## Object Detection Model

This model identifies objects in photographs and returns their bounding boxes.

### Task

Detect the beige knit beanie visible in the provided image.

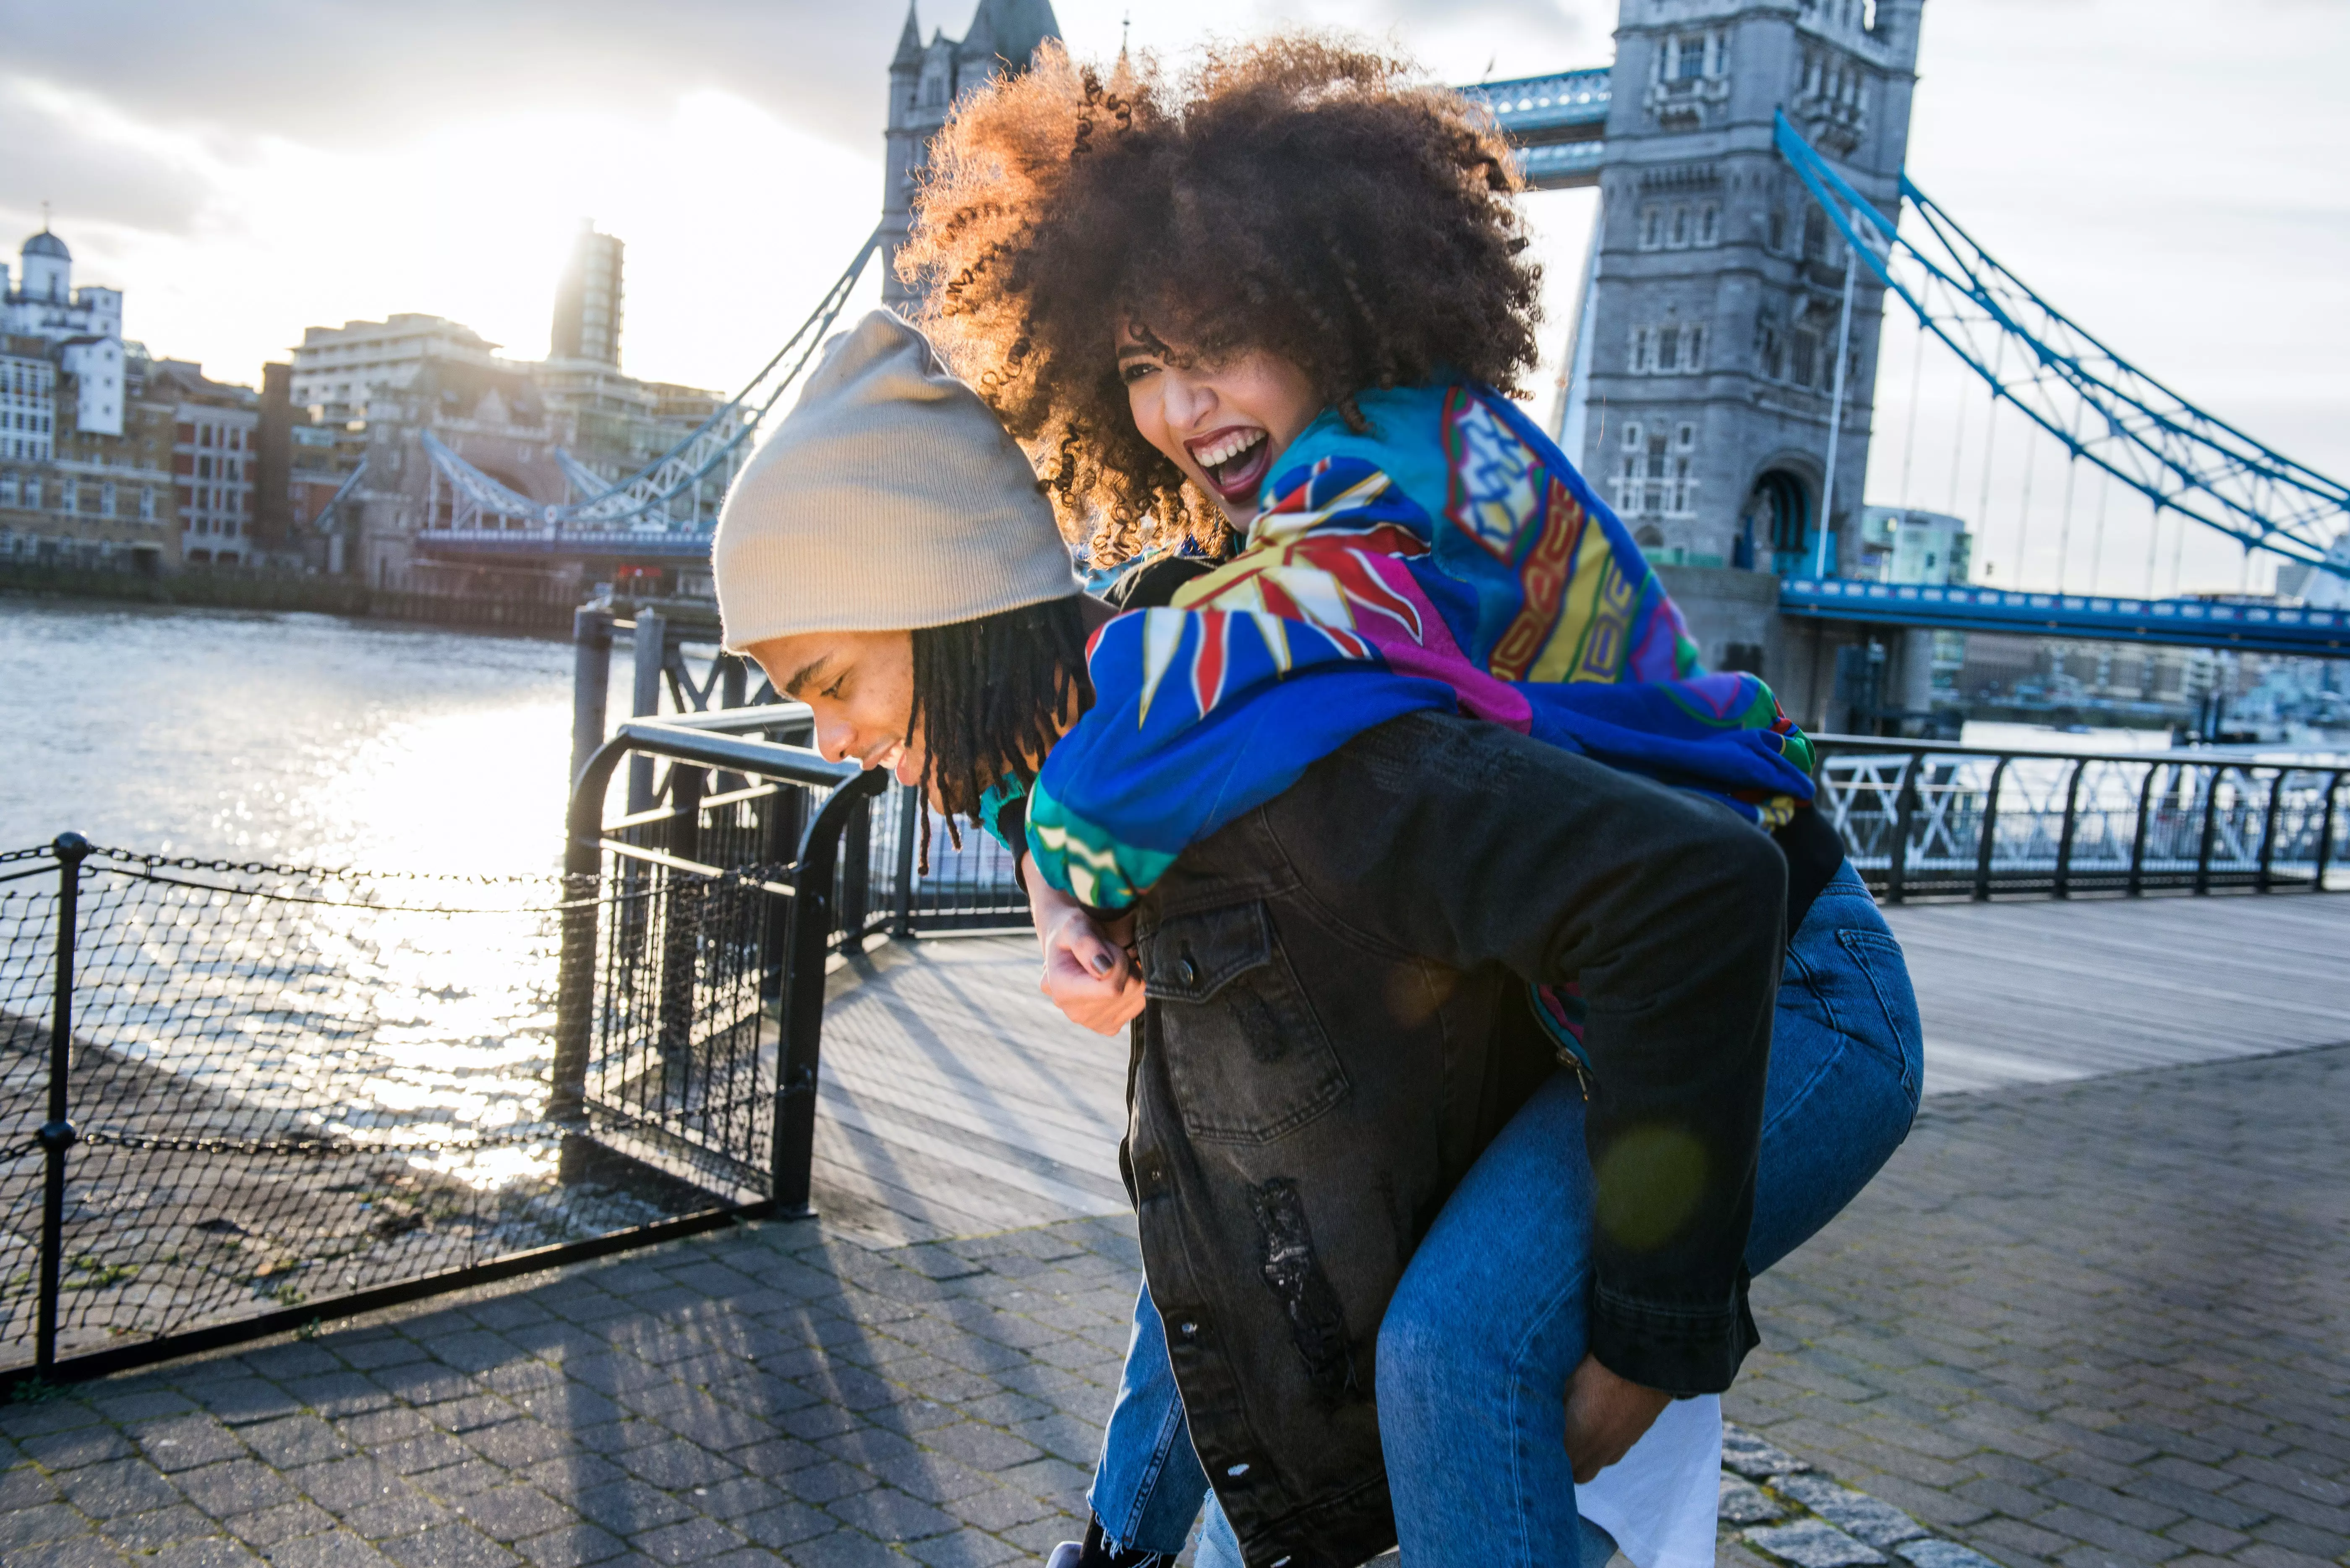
[713,309,1079,652]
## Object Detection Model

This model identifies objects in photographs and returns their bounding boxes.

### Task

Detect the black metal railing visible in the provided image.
[1811,736,2348,902]
[0,840,763,1393]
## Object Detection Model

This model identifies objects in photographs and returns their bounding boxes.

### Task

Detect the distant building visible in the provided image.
[882,0,1062,307]
[0,224,180,570]
[150,359,262,566]
[548,222,624,367]
[290,314,505,424]
[1856,505,1971,586]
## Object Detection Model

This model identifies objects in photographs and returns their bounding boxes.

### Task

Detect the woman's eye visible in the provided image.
[1120,362,1158,385]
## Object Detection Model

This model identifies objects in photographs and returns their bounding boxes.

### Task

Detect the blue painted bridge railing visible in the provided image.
[1810,735,2348,902]
[1783,578,2350,658]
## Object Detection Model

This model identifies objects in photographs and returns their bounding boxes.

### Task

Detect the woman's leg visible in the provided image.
[1745,863,1923,1272]
[1379,865,1924,1565]
[1379,1070,1597,1564]
[1085,1284,1212,1557]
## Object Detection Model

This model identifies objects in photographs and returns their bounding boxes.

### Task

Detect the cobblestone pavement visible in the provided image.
[3,1045,2343,1568]
[0,1216,1147,1568]
[1728,1043,2350,1568]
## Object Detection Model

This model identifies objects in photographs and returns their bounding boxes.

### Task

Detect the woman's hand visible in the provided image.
[1025,861,1147,1036]
[1562,1354,1674,1483]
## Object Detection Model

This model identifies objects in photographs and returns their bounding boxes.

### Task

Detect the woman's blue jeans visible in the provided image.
[1086,864,1923,1567]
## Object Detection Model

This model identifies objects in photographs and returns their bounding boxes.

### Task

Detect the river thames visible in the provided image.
[1,597,593,877]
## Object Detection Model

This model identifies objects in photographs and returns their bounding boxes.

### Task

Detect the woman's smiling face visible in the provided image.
[1117,324,1322,530]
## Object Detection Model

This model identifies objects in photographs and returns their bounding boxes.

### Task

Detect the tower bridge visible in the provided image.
[395,0,2349,733]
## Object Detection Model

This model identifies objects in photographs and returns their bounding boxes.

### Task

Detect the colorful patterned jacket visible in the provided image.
[1010,379,1817,917]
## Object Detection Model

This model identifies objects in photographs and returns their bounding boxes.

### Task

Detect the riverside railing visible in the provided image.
[1810,736,2348,902]
[0,706,1029,1390]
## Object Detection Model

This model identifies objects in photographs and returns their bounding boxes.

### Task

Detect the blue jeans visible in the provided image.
[1087,864,1923,1566]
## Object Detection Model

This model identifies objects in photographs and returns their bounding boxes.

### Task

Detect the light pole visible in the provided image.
[1814,240,1859,579]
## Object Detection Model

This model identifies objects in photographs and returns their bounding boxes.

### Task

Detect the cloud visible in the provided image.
[0,0,937,157]
[0,76,221,239]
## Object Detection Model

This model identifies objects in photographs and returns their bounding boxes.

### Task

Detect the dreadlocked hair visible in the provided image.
[907,596,1094,871]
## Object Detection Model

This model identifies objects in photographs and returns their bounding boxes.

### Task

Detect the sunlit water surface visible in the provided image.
[2,600,620,1171]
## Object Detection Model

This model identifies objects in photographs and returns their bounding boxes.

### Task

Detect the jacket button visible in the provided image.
[1178,1320,1198,1339]
[1226,1461,1251,1478]
[1178,953,1198,985]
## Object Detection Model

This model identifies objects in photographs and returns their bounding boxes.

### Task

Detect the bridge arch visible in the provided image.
[1742,461,1817,573]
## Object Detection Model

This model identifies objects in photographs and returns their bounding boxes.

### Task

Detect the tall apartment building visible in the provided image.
[548,223,624,367]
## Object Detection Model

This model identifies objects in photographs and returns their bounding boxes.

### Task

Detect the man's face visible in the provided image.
[744,629,924,789]
[1117,323,1321,530]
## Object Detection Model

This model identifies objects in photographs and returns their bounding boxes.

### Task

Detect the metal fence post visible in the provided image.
[838,795,872,947]
[773,770,886,1215]
[2316,771,2345,894]
[2257,770,2285,894]
[2053,757,2085,899]
[658,765,706,1101]
[890,785,919,939]
[2194,765,2225,896]
[1885,754,1918,905]
[37,832,91,1374]
[1971,757,2010,902]
[569,606,613,795]
[627,611,667,815]
[2128,762,2162,898]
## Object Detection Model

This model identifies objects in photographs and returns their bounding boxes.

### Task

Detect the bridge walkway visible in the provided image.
[804,893,2350,1245]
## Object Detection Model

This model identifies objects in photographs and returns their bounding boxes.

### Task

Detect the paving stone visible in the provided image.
[26,1423,138,1469]
[632,1515,747,1564]
[57,1455,186,1518]
[147,1542,264,1568]
[379,1521,520,1566]
[176,1458,300,1518]
[1746,1519,1889,1568]
[1893,1545,2005,1568]
[265,1530,401,1567]
[903,1525,1026,1568]
[1,1537,137,1568]
[457,1485,579,1542]
[99,1503,222,1552]
[240,1413,352,1468]
[825,1484,958,1541]
[514,1522,631,1567]
[1778,1474,1930,1547]
[1721,1475,1789,1525]
[1725,1426,1815,1481]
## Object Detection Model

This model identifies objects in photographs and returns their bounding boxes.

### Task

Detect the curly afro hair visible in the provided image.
[898,33,1543,564]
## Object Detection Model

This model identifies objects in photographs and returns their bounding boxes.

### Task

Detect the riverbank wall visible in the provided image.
[0,561,576,637]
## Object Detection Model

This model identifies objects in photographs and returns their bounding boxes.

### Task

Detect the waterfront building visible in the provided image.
[151,359,263,566]
[549,222,624,367]
[290,314,505,424]
[882,0,1061,308]
[1,339,181,572]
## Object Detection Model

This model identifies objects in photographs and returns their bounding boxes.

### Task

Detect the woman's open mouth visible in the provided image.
[1186,425,1272,504]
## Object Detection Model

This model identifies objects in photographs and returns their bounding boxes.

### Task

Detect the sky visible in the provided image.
[5,0,2345,595]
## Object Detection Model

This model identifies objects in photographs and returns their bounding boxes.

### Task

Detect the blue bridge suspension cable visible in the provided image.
[1774,112,2350,583]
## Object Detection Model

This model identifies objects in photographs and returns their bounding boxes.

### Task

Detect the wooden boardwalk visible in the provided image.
[804,894,2350,1244]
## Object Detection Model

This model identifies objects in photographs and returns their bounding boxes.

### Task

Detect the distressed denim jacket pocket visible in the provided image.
[1143,900,1351,1145]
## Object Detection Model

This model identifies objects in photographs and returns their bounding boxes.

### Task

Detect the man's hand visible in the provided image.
[1026,864,1146,1036]
[1563,1354,1673,1484]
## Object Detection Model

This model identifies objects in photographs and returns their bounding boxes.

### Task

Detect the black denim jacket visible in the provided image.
[1123,710,1785,1568]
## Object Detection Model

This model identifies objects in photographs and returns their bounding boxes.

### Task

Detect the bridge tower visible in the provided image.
[1565,0,1923,590]
[881,0,1062,310]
